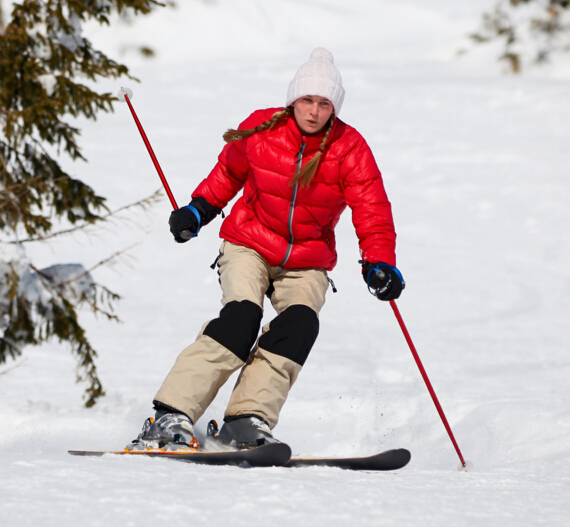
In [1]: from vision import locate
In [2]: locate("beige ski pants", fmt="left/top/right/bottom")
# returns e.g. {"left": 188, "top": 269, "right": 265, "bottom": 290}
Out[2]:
{"left": 154, "top": 241, "right": 329, "bottom": 429}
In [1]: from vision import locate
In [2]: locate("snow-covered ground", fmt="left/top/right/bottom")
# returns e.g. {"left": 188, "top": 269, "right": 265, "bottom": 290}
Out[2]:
{"left": 2, "top": 1, "right": 569, "bottom": 525}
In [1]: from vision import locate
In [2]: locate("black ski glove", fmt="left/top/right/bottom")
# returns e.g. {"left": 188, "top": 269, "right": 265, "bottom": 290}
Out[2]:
{"left": 361, "top": 261, "right": 405, "bottom": 301}
{"left": 169, "top": 197, "right": 221, "bottom": 243}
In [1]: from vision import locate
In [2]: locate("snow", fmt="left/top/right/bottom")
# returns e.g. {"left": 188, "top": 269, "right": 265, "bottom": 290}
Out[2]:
{"left": 39, "top": 263, "right": 95, "bottom": 302}
{"left": 38, "top": 74, "right": 57, "bottom": 96}
{"left": 57, "top": 11, "right": 85, "bottom": 52}
{"left": 1, "top": 1, "right": 569, "bottom": 526}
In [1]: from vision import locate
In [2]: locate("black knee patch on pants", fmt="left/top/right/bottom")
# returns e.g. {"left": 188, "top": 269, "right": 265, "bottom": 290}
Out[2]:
{"left": 203, "top": 300, "right": 263, "bottom": 362}
{"left": 258, "top": 305, "right": 319, "bottom": 366}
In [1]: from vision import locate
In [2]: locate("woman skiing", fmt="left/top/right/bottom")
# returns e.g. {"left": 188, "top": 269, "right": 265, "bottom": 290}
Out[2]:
{"left": 129, "top": 48, "right": 405, "bottom": 451}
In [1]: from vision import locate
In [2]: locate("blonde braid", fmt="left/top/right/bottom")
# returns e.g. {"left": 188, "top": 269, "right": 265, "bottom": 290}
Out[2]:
{"left": 290, "top": 114, "right": 336, "bottom": 188}
{"left": 223, "top": 107, "right": 293, "bottom": 143}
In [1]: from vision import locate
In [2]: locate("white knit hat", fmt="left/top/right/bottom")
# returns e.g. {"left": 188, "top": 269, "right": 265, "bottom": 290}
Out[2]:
{"left": 286, "top": 48, "right": 345, "bottom": 116}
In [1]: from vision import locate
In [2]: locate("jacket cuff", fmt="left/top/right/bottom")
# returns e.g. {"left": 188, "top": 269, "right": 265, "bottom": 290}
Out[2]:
{"left": 189, "top": 197, "right": 222, "bottom": 226}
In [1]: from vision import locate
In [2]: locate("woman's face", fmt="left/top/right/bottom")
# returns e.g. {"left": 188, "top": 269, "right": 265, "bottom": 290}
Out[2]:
{"left": 292, "top": 96, "right": 334, "bottom": 135}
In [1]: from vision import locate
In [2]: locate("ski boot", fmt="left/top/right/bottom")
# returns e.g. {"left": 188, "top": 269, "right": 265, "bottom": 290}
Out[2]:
{"left": 126, "top": 408, "right": 199, "bottom": 452}
{"left": 216, "top": 415, "right": 277, "bottom": 449}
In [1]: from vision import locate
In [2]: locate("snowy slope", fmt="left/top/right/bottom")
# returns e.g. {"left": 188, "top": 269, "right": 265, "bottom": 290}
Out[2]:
{"left": 2, "top": 1, "right": 569, "bottom": 526}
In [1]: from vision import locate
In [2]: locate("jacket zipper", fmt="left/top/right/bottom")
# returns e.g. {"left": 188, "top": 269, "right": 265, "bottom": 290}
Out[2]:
{"left": 279, "top": 141, "right": 306, "bottom": 268}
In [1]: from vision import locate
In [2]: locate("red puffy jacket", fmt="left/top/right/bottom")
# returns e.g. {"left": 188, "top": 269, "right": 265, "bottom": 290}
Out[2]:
{"left": 193, "top": 108, "right": 396, "bottom": 271}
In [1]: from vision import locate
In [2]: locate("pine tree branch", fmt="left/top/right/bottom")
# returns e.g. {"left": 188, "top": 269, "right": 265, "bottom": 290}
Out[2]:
{"left": 0, "top": 336, "right": 23, "bottom": 362}
{"left": 29, "top": 243, "right": 137, "bottom": 322}
{"left": 0, "top": 174, "right": 68, "bottom": 207}
{"left": 60, "top": 243, "right": 140, "bottom": 287}
{"left": 7, "top": 188, "right": 163, "bottom": 243}
{"left": 0, "top": 358, "right": 27, "bottom": 376}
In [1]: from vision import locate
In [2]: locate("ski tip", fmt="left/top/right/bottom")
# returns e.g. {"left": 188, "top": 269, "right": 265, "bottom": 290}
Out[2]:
{"left": 395, "top": 448, "right": 412, "bottom": 467}
{"left": 378, "top": 448, "right": 411, "bottom": 469}
{"left": 68, "top": 450, "right": 107, "bottom": 457}
{"left": 285, "top": 447, "right": 411, "bottom": 471}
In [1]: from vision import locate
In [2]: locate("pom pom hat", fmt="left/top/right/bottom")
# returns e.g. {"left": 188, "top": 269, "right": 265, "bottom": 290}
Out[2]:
{"left": 286, "top": 48, "right": 345, "bottom": 116}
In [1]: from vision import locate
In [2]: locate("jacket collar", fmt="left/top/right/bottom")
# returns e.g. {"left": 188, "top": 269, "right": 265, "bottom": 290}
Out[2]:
{"left": 285, "top": 114, "right": 335, "bottom": 154}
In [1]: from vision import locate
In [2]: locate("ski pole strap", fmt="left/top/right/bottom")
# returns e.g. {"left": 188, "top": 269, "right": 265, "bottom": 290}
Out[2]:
{"left": 185, "top": 204, "right": 202, "bottom": 238}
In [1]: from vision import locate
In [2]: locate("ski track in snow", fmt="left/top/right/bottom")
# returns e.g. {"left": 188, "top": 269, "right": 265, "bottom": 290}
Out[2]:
{"left": 1, "top": 1, "right": 569, "bottom": 526}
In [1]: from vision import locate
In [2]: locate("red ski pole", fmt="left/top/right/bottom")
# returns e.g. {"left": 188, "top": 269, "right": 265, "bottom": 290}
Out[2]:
{"left": 389, "top": 299, "right": 472, "bottom": 472}
{"left": 117, "top": 87, "right": 193, "bottom": 240}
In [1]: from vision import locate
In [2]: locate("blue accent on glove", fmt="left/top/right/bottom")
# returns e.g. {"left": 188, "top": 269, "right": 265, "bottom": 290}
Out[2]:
{"left": 363, "top": 262, "right": 405, "bottom": 301}
{"left": 366, "top": 263, "right": 404, "bottom": 287}
{"left": 185, "top": 204, "right": 202, "bottom": 238}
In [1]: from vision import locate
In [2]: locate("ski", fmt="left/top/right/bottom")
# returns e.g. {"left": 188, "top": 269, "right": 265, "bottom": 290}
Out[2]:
{"left": 68, "top": 445, "right": 410, "bottom": 471}
{"left": 68, "top": 442, "right": 292, "bottom": 468}
{"left": 286, "top": 448, "right": 411, "bottom": 471}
